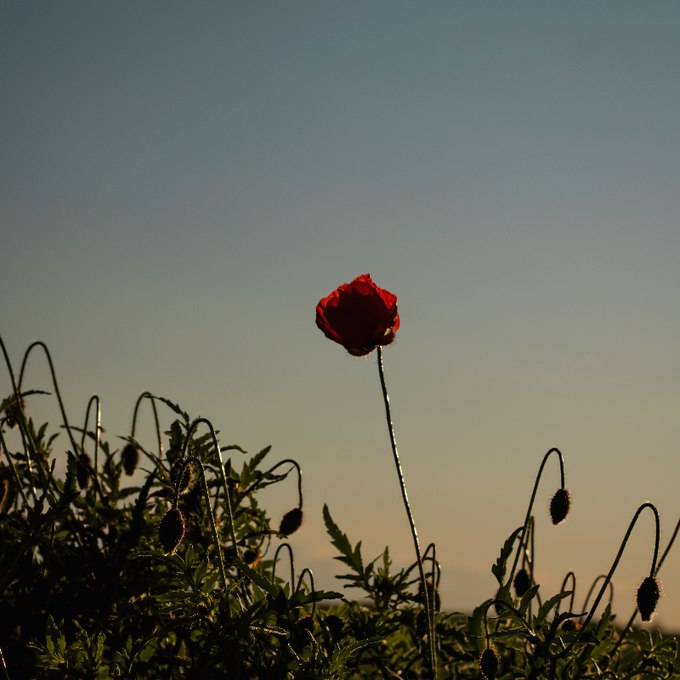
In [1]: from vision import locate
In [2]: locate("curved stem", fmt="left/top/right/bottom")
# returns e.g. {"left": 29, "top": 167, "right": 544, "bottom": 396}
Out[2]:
{"left": 177, "top": 456, "right": 229, "bottom": 599}
{"left": 556, "top": 571, "right": 576, "bottom": 616}
{"left": 580, "top": 574, "right": 614, "bottom": 617}
{"left": 272, "top": 542, "right": 295, "bottom": 586}
{"left": 81, "top": 395, "right": 105, "bottom": 501}
{"left": 130, "top": 391, "right": 162, "bottom": 456}
{"left": 377, "top": 347, "right": 436, "bottom": 679}
{"left": 18, "top": 341, "right": 78, "bottom": 455}
{"left": 565, "top": 502, "right": 660, "bottom": 655}
{"left": 613, "top": 515, "right": 680, "bottom": 657}
{"left": 295, "top": 567, "right": 317, "bottom": 617}
{"left": 0, "top": 336, "right": 37, "bottom": 500}
{"left": 506, "top": 447, "right": 565, "bottom": 589}
{"left": 252, "top": 458, "right": 303, "bottom": 508}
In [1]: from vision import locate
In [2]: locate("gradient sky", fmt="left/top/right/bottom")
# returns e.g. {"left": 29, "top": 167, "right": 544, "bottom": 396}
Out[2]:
{"left": 2, "top": 2, "right": 680, "bottom": 630}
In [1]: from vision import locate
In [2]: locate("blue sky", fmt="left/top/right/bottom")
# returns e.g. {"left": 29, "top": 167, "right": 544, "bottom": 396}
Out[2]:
{"left": 2, "top": 2, "right": 680, "bottom": 629}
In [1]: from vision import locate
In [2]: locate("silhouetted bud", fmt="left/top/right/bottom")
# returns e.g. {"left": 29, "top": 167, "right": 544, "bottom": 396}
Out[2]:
{"left": 480, "top": 647, "right": 499, "bottom": 680}
{"left": 550, "top": 488, "right": 571, "bottom": 525}
{"left": 637, "top": 576, "right": 661, "bottom": 622}
{"left": 170, "top": 459, "right": 195, "bottom": 495}
{"left": 279, "top": 507, "right": 303, "bottom": 536}
{"left": 513, "top": 568, "right": 531, "bottom": 598}
{"left": 561, "top": 618, "right": 580, "bottom": 632}
{"left": 243, "top": 548, "right": 262, "bottom": 567}
{"left": 121, "top": 443, "right": 139, "bottom": 476}
{"left": 4, "top": 397, "right": 24, "bottom": 429}
{"left": 323, "top": 614, "right": 343, "bottom": 640}
{"left": 76, "top": 452, "right": 92, "bottom": 490}
{"left": 158, "top": 508, "right": 186, "bottom": 554}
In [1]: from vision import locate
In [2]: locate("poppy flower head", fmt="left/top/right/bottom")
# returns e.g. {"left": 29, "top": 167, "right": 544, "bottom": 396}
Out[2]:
{"left": 316, "top": 274, "right": 400, "bottom": 357}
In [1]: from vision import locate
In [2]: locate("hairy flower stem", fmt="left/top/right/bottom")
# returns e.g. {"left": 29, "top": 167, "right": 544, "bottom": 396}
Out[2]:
{"left": 18, "top": 341, "right": 78, "bottom": 455}
{"left": 564, "top": 502, "right": 660, "bottom": 657}
{"left": 130, "top": 391, "right": 163, "bottom": 456}
{"left": 612, "top": 515, "right": 680, "bottom": 658}
{"left": 377, "top": 347, "right": 437, "bottom": 679}
{"left": 506, "top": 447, "right": 565, "bottom": 590}
{"left": 81, "top": 394, "right": 106, "bottom": 502}
{"left": 176, "top": 456, "right": 230, "bottom": 599}
{"left": 0, "top": 335, "right": 38, "bottom": 501}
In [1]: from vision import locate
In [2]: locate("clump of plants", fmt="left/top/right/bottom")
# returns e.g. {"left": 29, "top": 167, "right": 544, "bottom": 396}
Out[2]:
{"left": 0, "top": 277, "right": 678, "bottom": 678}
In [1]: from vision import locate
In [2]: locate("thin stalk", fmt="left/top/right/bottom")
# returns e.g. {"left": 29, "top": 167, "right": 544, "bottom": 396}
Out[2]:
{"left": 556, "top": 571, "right": 576, "bottom": 616}
{"left": 612, "top": 515, "right": 680, "bottom": 657}
{"left": 377, "top": 347, "right": 436, "bottom": 679}
{"left": 80, "top": 395, "right": 106, "bottom": 502}
{"left": 506, "top": 447, "right": 565, "bottom": 589}
{"left": 18, "top": 341, "right": 78, "bottom": 454}
{"left": 564, "top": 502, "right": 660, "bottom": 657}
{"left": 0, "top": 335, "right": 37, "bottom": 501}
{"left": 272, "top": 542, "right": 295, "bottom": 586}
{"left": 295, "top": 567, "right": 317, "bottom": 617}
{"left": 130, "top": 391, "right": 162, "bottom": 456}
{"left": 176, "top": 456, "right": 229, "bottom": 598}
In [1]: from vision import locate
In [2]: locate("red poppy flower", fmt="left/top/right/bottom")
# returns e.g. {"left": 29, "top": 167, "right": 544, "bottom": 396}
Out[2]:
{"left": 315, "top": 274, "right": 400, "bottom": 356}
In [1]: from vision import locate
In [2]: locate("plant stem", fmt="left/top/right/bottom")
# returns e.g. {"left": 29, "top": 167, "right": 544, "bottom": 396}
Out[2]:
{"left": 506, "top": 447, "right": 565, "bottom": 589}
{"left": 376, "top": 347, "right": 436, "bottom": 679}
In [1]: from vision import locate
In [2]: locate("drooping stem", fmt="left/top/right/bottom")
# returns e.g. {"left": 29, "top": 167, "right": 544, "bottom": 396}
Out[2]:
{"left": 176, "top": 456, "right": 229, "bottom": 598}
{"left": 18, "top": 341, "right": 78, "bottom": 455}
{"left": 81, "top": 395, "right": 105, "bottom": 501}
{"left": 295, "top": 567, "right": 317, "bottom": 617}
{"left": 565, "top": 502, "right": 660, "bottom": 656}
{"left": 556, "top": 571, "right": 576, "bottom": 616}
{"left": 130, "top": 391, "right": 162, "bottom": 456}
{"left": 0, "top": 335, "right": 37, "bottom": 501}
{"left": 377, "top": 347, "right": 436, "bottom": 679}
{"left": 506, "top": 447, "right": 565, "bottom": 589}
{"left": 249, "top": 458, "right": 303, "bottom": 509}
{"left": 272, "top": 542, "right": 295, "bottom": 586}
{"left": 613, "top": 515, "right": 680, "bottom": 657}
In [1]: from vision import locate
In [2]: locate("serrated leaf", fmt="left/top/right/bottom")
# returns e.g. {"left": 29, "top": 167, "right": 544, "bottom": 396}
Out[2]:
{"left": 323, "top": 504, "right": 365, "bottom": 578}
{"left": 536, "top": 590, "right": 574, "bottom": 626}
{"left": 492, "top": 526, "right": 523, "bottom": 585}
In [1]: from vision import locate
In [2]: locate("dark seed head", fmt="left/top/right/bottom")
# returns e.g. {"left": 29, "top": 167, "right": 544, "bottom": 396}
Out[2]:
{"left": 121, "top": 443, "right": 139, "bottom": 476}
{"left": 550, "top": 488, "right": 571, "bottom": 525}
{"left": 4, "top": 397, "right": 25, "bottom": 429}
{"left": 513, "top": 568, "right": 531, "bottom": 598}
{"left": 480, "top": 647, "right": 499, "bottom": 680}
{"left": 76, "top": 453, "right": 92, "bottom": 490}
{"left": 637, "top": 576, "right": 661, "bottom": 622}
{"left": 279, "top": 507, "right": 303, "bottom": 536}
{"left": 158, "top": 507, "right": 186, "bottom": 554}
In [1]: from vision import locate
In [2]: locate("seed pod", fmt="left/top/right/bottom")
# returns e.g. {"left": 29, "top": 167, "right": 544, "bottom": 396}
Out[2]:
{"left": 158, "top": 507, "right": 186, "bottom": 554}
{"left": 76, "top": 452, "right": 92, "bottom": 490}
{"left": 513, "top": 568, "right": 531, "bottom": 598}
{"left": 550, "top": 488, "right": 571, "bottom": 525}
{"left": 121, "top": 443, "right": 139, "bottom": 476}
{"left": 637, "top": 576, "right": 661, "bottom": 622}
{"left": 279, "top": 507, "right": 303, "bottom": 536}
{"left": 480, "top": 647, "right": 499, "bottom": 680}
